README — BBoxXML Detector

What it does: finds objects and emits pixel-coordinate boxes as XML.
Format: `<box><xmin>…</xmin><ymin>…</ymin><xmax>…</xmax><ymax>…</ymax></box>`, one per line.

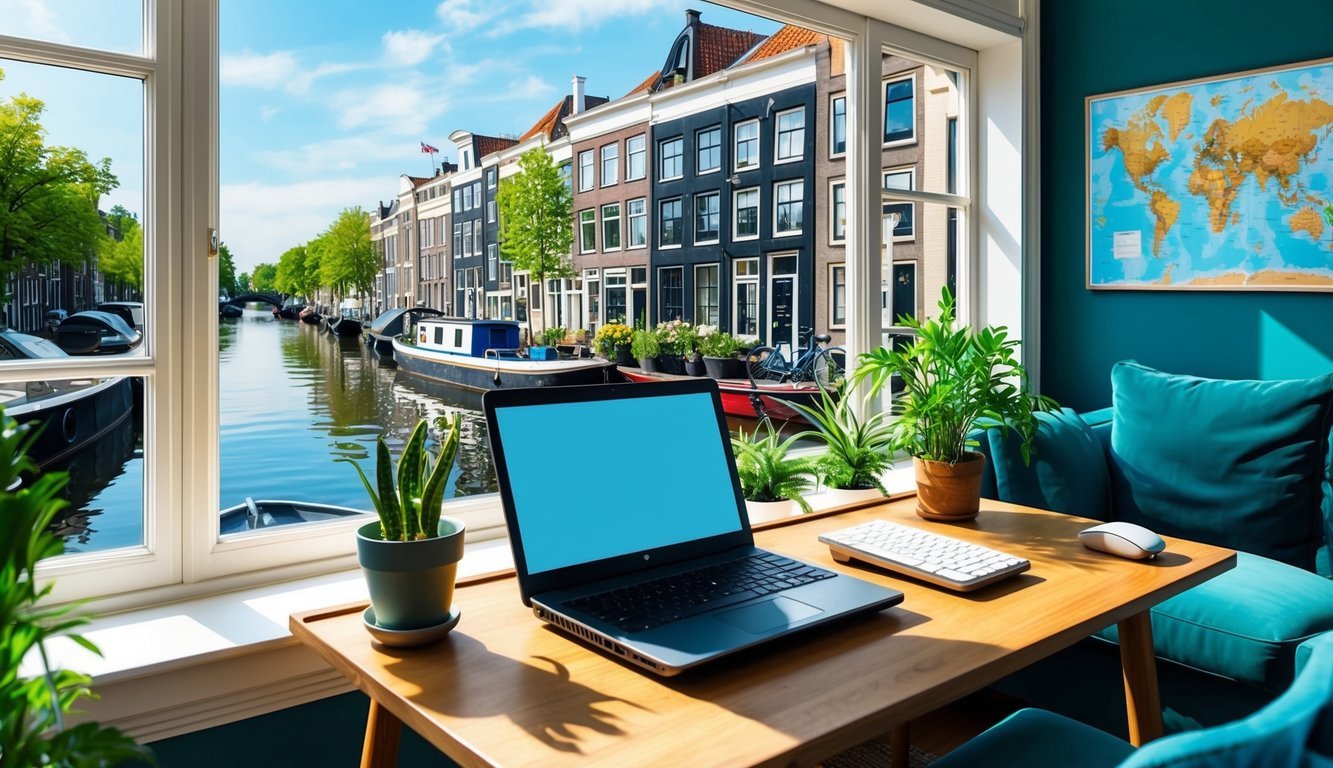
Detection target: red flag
<box><xmin>420</xmin><ymin>141</ymin><xmax>439</xmax><ymax>154</ymax></box>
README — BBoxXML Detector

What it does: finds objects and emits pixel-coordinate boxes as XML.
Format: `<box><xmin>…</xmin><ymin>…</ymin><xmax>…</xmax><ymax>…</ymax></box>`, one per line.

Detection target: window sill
<box><xmin>46</xmin><ymin>470</ymin><xmax>918</xmax><ymax>743</ymax></box>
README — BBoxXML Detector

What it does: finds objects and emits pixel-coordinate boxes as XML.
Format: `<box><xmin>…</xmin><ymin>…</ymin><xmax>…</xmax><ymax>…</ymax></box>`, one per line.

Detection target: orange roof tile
<box><xmin>695</xmin><ymin>23</ymin><xmax>765</xmax><ymax>79</ymax></box>
<box><xmin>742</xmin><ymin>24</ymin><xmax>826</xmax><ymax>64</ymax></box>
<box><xmin>625</xmin><ymin>70</ymin><xmax>661</xmax><ymax>98</ymax></box>
<box><xmin>474</xmin><ymin>134</ymin><xmax>519</xmax><ymax>159</ymax></box>
<box><xmin>518</xmin><ymin>94</ymin><xmax>612</xmax><ymax>142</ymax></box>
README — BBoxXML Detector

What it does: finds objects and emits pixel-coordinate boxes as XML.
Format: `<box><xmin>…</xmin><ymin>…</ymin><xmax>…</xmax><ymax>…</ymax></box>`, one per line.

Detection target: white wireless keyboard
<box><xmin>819</xmin><ymin>519</ymin><xmax>1030</xmax><ymax>592</ymax></box>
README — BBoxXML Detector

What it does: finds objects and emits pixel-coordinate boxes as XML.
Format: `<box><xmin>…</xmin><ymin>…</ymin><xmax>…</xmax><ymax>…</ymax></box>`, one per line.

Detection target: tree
<box><xmin>97</xmin><ymin>205</ymin><xmax>143</xmax><ymax>292</ymax></box>
<box><xmin>0</xmin><ymin>68</ymin><xmax>119</xmax><ymax>279</ymax></box>
<box><xmin>236</xmin><ymin>271</ymin><xmax>250</xmax><ymax>292</ymax></box>
<box><xmin>316</xmin><ymin>207</ymin><xmax>374</xmax><ymax>300</ymax></box>
<box><xmin>496</xmin><ymin>146</ymin><xmax>574</xmax><ymax>345</ymax></box>
<box><xmin>274</xmin><ymin>244</ymin><xmax>319</xmax><ymax>299</ymax></box>
<box><xmin>217</xmin><ymin>242</ymin><xmax>238</xmax><ymax>297</ymax></box>
<box><xmin>250</xmin><ymin>262</ymin><xmax>277</xmax><ymax>292</ymax></box>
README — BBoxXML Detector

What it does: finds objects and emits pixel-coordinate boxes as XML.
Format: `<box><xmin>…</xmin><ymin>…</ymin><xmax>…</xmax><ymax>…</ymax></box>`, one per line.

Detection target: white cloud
<box><xmin>506</xmin><ymin>75</ymin><xmax>554</xmax><ymax>100</ymax></box>
<box><xmin>0</xmin><ymin>0</ymin><xmax>68</xmax><ymax>42</ymax></box>
<box><xmin>255</xmin><ymin>135</ymin><xmax>428</xmax><ymax>175</ymax></box>
<box><xmin>221</xmin><ymin>177</ymin><xmax>390</xmax><ymax>271</ymax></box>
<box><xmin>507</xmin><ymin>0</ymin><xmax>671</xmax><ymax>33</ymax></box>
<box><xmin>436</xmin><ymin>0</ymin><xmax>501</xmax><ymax>33</ymax></box>
<box><xmin>382</xmin><ymin>29</ymin><xmax>447</xmax><ymax>67</ymax></box>
<box><xmin>221</xmin><ymin>50</ymin><xmax>298</xmax><ymax>90</ymax></box>
<box><xmin>332</xmin><ymin>81</ymin><xmax>447</xmax><ymax>135</ymax></box>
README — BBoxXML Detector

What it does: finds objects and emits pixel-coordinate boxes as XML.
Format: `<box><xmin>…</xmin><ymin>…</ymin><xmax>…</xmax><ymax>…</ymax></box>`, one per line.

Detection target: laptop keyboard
<box><xmin>566</xmin><ymin>553</ymin><xmax>837</xmax><ymax>633</ymax></box>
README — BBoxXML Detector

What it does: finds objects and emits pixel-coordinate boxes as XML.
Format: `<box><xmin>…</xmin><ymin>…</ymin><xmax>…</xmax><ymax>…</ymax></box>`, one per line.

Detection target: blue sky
<box><xmin>2</xmin><ymin>0</ymin><xmax>780</xmax><ymax>273</ymax></box>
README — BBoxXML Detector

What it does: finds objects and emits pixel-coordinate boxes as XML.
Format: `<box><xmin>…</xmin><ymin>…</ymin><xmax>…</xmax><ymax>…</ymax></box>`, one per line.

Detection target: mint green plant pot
<box><xmin>356</xmin><ymin>516</ymin><xmax>465</xmax><ymax>631</ymax></box>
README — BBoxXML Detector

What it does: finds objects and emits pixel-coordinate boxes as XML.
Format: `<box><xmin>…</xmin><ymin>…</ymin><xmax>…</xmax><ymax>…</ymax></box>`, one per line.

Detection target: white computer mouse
<box><xmin>1078</xmin><ymin>522</ymin><xmax>1166</xmax><ymax>560</ymax></box>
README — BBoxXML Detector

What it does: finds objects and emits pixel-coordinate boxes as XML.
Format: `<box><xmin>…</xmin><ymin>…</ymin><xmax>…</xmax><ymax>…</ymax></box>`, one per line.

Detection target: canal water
<box><xmin>53</xmin><ymin>305</ymin><xmax>778</xmax><ymax>555</ymax></box>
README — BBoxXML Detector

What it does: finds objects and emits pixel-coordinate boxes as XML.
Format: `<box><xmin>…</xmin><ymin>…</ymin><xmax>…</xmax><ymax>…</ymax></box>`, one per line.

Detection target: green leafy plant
<box><xmin>850</xmin><ymin>287</ymin><xmax>1054</xmax><ymax>464</ymax></box>
<box><xmin>593</xmin><ymin>322</ymin><xmax>632</xmax><ymax>359</ymax></box>
<box><xmin>790</xmin><ymin>386</ymin><xmax>894</xmax><ymax>493</ymax></box>
<box><xmin>539</xmin><ymin>326</ymin><xmax>566</xmax><ymax>347</ymax></box>
<box><xmin>655</xmin><ymin>319</ymin><xmax>696</xmax><ymax>357</ymax></box>
<box><xmin>730</xmin><ymin>422</ymin><xmax>816</xmax><ymax>513</ymax></box>
<box><xmin>341</xmin><ymin>415</ymin><xmax>460</xmax><ymax>541</ymax></box>
<box><xmin>630</xmin><ymin>328</ymin><xmax>660</xmax><ymax>360</ymax></box>
<box><xmin>0</xmin><ymin>410</ymin><xmax>153</xmax><ymax>767</ymax></box>
<box><xmin>697</xmin><ymin>326</ymin><xmax>743</xmax><ymax>358</ymax></box>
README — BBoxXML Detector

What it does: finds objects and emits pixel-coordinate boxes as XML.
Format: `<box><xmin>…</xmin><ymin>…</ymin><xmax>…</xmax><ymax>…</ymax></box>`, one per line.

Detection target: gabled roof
<box><xmin>406</xmin><ymin>174</ymin><xmax>434</xmax><ymax>188</ymax></box>
<box><xmin>695</xmin><ymin>23</ymin><xmax>766</xmax><ymax>78</ymax></box>
<box><xmin>741</xmin><ymin>24</ymin><xmax>826</xmax><ymax>64</ymax></box>
<box><xmin>625</xmin><ymin>70</ymin><xmax>660</xmax><ymax>98</ymax></box>
<box><xmin>474</xmin><ymin>134</ymin><xmax>519</xmax><ymax>158</ymax></box>
<box><xmin>519</xmin><ymin>93</ymin><xmax>611</xmax><ymax>142</ymax></box>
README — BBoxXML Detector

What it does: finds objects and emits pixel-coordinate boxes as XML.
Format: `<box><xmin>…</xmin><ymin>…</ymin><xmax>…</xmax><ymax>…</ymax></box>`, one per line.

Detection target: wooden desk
<box><xmin>290</xmin><ymin>498</ymin><xmax>1235</xmax><ymax>768</ymax></box>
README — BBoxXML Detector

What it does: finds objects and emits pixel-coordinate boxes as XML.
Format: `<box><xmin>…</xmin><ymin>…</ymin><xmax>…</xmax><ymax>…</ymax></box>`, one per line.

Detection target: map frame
<box><xmin>1086</xmin><ymin>56</ymin><xmax>1333</xmax><ymax>292</ymax></box>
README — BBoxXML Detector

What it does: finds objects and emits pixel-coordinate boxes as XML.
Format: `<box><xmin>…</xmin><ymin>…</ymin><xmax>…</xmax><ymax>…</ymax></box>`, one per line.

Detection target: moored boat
<box><xmin>54</xmin><ymin>310</ymin><xmax>144</xmax><ymax>355</ymax></box>
<box><xmin>277</xmin><ymin>298</ymin><xmax>306</xmax><ymax>320</ymax></box>
<box><xmin>392</xmin><ymin>317</ymin><xmax>617</xmax><ymax>391</ymax></box>
<box><xmin>326</xmin><ymin>299</ymin><xmax>366</xmax><ymax>337</ymax></box>
<box><xmin>364</xmin><ymin>306</ymin><xmax>447</xmax><ymax>354</ymax></box>
<box><xmin>618</xmin><ymin>366</ymin><xmax>829</xmax><ymax>424</ymax></box>
<box><xmin>219</xmin><ymin>497</ymin><xmax>367</xmax><ymax>534</ymax></box>
<box><xmin>298</xmin><ymin>306</ymin><xmax>322</xmax><ymax>325</ymax></box>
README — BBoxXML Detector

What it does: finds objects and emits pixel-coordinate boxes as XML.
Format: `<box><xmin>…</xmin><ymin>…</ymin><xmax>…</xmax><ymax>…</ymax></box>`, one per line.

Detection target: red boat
<box><xmin>617</xmin><ymin>367</ymin><xmax>829</xmax><ymax>424</ymax></box>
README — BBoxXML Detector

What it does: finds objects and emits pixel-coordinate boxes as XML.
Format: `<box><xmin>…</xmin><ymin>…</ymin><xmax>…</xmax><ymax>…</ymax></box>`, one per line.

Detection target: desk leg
<box><xmin>361</xmin><ymin>699</ymin><xmax>402</xmax><ymax>768</ymax></box>
<box><xmin>890</xmin><ymin>722</ymin><xmax>909</xmax><ymax>767</ymax></box>
<box><xmin>1118</xmin><ymin>612</ymin><xmax>1163</xmax><ymax>746</ymax></box>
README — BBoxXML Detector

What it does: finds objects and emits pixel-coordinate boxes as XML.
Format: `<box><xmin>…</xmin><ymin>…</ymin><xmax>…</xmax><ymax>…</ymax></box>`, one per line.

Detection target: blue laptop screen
<box><xmin>493</xmin><ymin>391</ymin><xmax>743</xmax><ymax>575</ymax></box>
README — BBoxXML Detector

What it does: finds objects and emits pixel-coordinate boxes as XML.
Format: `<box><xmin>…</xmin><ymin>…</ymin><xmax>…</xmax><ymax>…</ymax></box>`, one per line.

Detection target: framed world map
<box><xmin>1087</xmin><ymin>57</ymin><xmax>1333</xmax><ymax>291</ymax></box>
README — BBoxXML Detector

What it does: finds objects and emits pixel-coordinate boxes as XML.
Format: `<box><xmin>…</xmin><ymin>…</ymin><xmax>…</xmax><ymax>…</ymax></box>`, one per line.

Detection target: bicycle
<box><xmin>744</xmin><ymin>328</ymin><xmax>845</xmax><ymax>389</ymax></box>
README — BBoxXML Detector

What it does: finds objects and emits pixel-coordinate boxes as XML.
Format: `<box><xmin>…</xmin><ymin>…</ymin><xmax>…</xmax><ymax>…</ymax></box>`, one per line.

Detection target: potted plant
<box><xmin>698</xmin><ymin>326</ymin><xmax>746</xmax><ymax>379</ymax></box>
<box><xmin>530</xmin><ymin>325</ymin><xmax>564</xmax><ymax>361</ymax></box>
<box><xmin>730</xmin><ymin>421</ymin><xmax>816</xmax><ymax>521</ymax></box>
<box><xmin>0</xmin><ymin>409</ymin><xmax>152</xmax><ymax>766</ymax></box>
<box><xmin>789</xmin><ymin>386</ymin><xmax>895</xmax><ymax>506</ymax></box>
<box><xmin>593</xmin><ymin>322</ymin><xmax>635</xmax><ymax>366</ymax></box>
<box><xmin>341</xmin><ymin>414</ymin><xmax>466</xmax><ymax>638</ymax></box>
<box><xmin>631</xmin><ymin>328</ymin><xmax>661</xmax><ymax>373</ymax></box>
<box><xmin>850</xmin><ymin>287</ymin><xmax>1053</xmax><ymax>521</ymax></box>
<box><xmin>654</xmin><ymin>319</ymin><xmax>694</xmax><ymax>375</ymax></box>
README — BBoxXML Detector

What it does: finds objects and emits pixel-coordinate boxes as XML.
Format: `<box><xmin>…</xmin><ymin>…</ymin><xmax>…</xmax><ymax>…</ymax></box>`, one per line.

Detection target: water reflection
<box><xmin>46</xmin><ymin>406</ymin><xmax>143</xmax><ymax>553</ymax></box>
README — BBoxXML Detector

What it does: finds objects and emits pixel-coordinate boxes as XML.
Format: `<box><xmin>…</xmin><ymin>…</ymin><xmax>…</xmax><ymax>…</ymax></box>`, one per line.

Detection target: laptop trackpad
<box><xmin>713</xmin><ymin>596</ymin><xmax>823</xmax><ymax>634</ymax></box>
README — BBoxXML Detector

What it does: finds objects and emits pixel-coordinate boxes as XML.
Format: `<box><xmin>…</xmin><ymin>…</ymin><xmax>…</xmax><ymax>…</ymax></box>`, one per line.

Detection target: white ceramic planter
<box><xmin>819</xmin><ymin>486</ymin><xmax>887</xmax><ymax>508</ymax></box>
<box><xmin>745</xmin><ymin>499</ymin><xmax>799</xmax><ymax>524</ymax></box>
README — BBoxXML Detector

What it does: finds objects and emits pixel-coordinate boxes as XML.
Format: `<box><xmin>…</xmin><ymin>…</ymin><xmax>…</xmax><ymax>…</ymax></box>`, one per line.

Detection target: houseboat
<box><xmin>54</xmin><ymin>310</ymin><xmax>144</xmax><ymax>355</ymax></box>
<box><xmin>363</xmin><ymin>306</ymin><xmax>446</xmax><ymax>354</ymax></box>
<box><xmin>392</xmin><ymin>317</ymin><xmax>617</xmax><ymax>391</ymax></box>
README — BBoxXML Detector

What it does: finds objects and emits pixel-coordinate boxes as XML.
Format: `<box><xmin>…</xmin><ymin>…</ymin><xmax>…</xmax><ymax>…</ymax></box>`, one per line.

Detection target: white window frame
<box><xmin>694</xmin><ymin>263</ymin><xmax>720</xmax><ymax>327</ymax></box>
<box><xmin>694</xmin><ymin>191</ymin><xmax>720</xmax><ymax>245</ymax></box>
<box><xmin>773</xmin><ymin>107</ymin><xmax>805</xmax><ymax>163</ymax></box>
<box><xmin>883</xmin><ymin>74</ymin><xmax>917</xmax><ymax>147</ymax></box>
<box><xmin>733</xmin><ymin>187</ymin><xmax>759</xmax><ymax>241</ymax></box>
<box><xmin>773</xmin><ymin>179</ymin><xmax>804</xmax><ymax>236</ymax></box>
<box><xmin>627</xmin><ymin>197</ymin><xmax>647</xmax><ymax>249</ymax></box>
<box><xmin>829</xmin><ymin>263</ymin><xmax>847</xmax><ymax>329</ymax></box>
<box><xmin>601</xmin><ymin>202</ymin><xmax>621</xmax><ymax>252</ymax></box>
<box><xmin>579</xmin><ymin>208</ymin><xmax>597</xmax><ymax>253</ymax></box>
<box><xmin>658</xmin><ymin>197</ymin><xmax>683</xmax><ymax>249</ymax></box>
<box><xmin>731</xmin><ymin>257</ymin><xmax>760</xmax><ymax>341</ymax></box>
<box><xmin>830</xmin><ymin>92</ymin><xmax>847</xmax><ymax>158</ymax></box>
<box><xmin>697</xmin><ymin>125</ymin><xmax>722</xmax><ymax>175</ymax></box>
<box><xmin>767</xmin><ymin>252</ymin><xmax>800</xmax><ymax>351</ymax></box>
<box><xmin>600</xmin><ymin>142</ymin><xmax>618</xmax><ymax>187</ymax></box>
<box><xmin>733</xmin><ymin>119</ymin><xmax>760</xmax><ymax>172</ymax></box>
<box><xmin>657</xmin><ymin>266</ymin><xmax>685</xmax><ymax>323</ymax></box>
<box><xmin>830</xmin><ymin>178</ymin><xmax>847</xmax><ymax>244</ymax></box>
<box><xmin>883</xmin><ymin>166</ymin><xmax>916</xmax><ymax>242</ymax></box>
<box><xmin>578</xmin><ymin>149</ymin><xmax>595</xmax><ymax>192</ymax></box>
<box><xmin>626</xmin><ymin>134</ymin><xmax>646</xmax><ymax>181</ymax></box>
<box><xmin>658</xmin><ymin>136</ymin><xmax>683</xmax><ymax>181</ymax></box>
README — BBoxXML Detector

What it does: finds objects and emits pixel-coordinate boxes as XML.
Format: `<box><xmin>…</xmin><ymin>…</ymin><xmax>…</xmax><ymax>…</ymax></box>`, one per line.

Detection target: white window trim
<box><xmin>883</xmin><ymin>166</ymin><xmax>917</xmax><ymax>243</ymax></box>
<box><xmin>579</xmin><ymin>209</ymin><xmax>597</xmax><ymax>254</ymax></box>
<box><xmin>829</xmin><ymin>177</ymin><xmax>847</xmax><ymax>245</ymax></box>
<box><xmin>694</xmin><ymin>262</ymin><xmax>721</xmax><ymax>327</ymax></box>
<box><xmin>828</xmin><ymin>263</ymin><xmax>847</xmax><ymax>329</ymax></box>
<box><xmin>600</xmin><ymin>143</ymin><xmax>618</xmax><ymax>188</ymax></box>
<box><xmin>732</xmin><ymin>186</ymin><xmax>760</xmax><ymax>241</ymax></box>
<box><xmin>696</xmin><ymin>125</ymin><xmax>722</xmax><ymax>176</ymax></box>
<box><xmin>773</xmin><ymin>179</ymin><xmax>804</xmax><ymax>236</ymax></box>
<box><xmin>766</xmin><ymin>252</ymin><xmax>801</xmax><ymax>351</ymax></box>
<box><xmin>658</xmin><ymin>137</ymin><xmax>684</xmax><ymax>182</ymax></box>
<box><xmin>694</xmin><ymin>191</ymin><xmax>721</xmax><ymax>246</ymax></box>
<box><xmin>601</xmin><ymin>203</ymin><xmax>622</xmax><ymax>252</ymax></box>
<box><xmin>578</xmin><ymin>149</ymin><xmax>595</xmax><ymax>192</ymax></box>
<box><xmin>626</xmin><ymin>134</ymin><xmax>647</xmax><ymax>181</ymax></box>
<box><xmin>830</xmin><ymin>91</ymin><xmax>847</xmax><ymax>159</ymax></box>
<box><xmin>733</xmin><ymin>118</ymin><xmax>760</xmax><ymax>173</ymax></box>
<box><xmin>657</xmin><ymin>266</ymin><xmax>685</xmax><ymax>322</ymax></box>
<box><xmin>658</xmin><ymin>197</ymin><xmax>683</xmax><ymax>249</ymax></box>
<box><xmin>626</xmin><ymin>197</ymin><xmax>648</xmax><ymax>250</ymax></box>
<box><xmin>773</xmin><ymin>107</ymin><xmax>806</xmax><ymax>164</ymax></box>
<box><xmin>731</xmin><ymin>257</ymin><xmax>760</xmax><ymax>342</ymax></box>
<box><xmin>882</xmin><ymin>73</ymin><xmax>917</xmax><ymax>148</ymax></box>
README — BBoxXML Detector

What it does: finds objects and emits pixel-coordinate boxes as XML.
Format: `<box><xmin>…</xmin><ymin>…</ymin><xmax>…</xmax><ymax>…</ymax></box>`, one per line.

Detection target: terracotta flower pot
<box><xmin>913</xmin><ymin>452</ymin><xmax>985</xmax><ymax>522</ymax></box>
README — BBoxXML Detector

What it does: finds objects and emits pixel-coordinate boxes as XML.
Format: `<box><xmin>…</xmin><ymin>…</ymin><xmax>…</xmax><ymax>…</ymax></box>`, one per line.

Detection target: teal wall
<box><xmin>1040</xmin><ymin>0</ymin><xmax>1333</xmax><ymax>411</ymax></box>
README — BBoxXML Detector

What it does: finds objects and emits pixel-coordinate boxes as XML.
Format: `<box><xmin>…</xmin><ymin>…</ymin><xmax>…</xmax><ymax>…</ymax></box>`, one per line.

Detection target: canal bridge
<box><xmin>224</xmin><ymin>291</ymin><xmax>287</xmax><ymax>308</ymax></box>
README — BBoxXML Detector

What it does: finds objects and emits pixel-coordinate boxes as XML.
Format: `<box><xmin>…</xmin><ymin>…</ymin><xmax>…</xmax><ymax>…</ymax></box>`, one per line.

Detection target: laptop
<box><xmin>482</xmin><ymin>378</ymin><xmax>904</xmax><ymax>676</ymax></box>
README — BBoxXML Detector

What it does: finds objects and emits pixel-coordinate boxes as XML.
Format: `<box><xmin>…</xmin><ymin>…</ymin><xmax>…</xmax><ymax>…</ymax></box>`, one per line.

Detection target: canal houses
<box><xmin>414</xmin><ymin>169</ymin><xmax>453</xmax><ymax>312</ymax></box>
<box><xmin>446</xmin><ymin>131</ymin><xmax>515</xmax><ymax>320</ymax></box>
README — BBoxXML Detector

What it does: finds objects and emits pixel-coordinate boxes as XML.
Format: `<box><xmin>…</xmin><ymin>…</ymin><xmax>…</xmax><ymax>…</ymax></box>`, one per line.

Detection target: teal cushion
<box><xmin>930</xmin><ymin>708</ymin><xmax>1134</xmax><ymax>768</ymax></box>
<box><xmin>1119</xmin><ymin>632</ymin><xmax>1333</xmax><ymax>768</ymax></box>
<box><xmin>1097</xmin><ymin>553</ymin><xmax>1333</xmax><ymax>693</ymax></box>
<box><xmin>987</xmin><ymin>408</ymin><xmax>1110</xmax><ymax>520</ymax></box>
<box><xmin>1109</xmin><ymin>362</ymin><xmax>1333</xmax><ymax>570</ymax></box>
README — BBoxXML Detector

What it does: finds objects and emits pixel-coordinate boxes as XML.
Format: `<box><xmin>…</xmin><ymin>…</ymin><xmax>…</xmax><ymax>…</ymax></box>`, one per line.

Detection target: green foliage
<box><xmin>0</xmin><ymin>69</ymin><xmax>120</xmax><ymax>280</ymax></box>
<box><xmin>850</xmin><ymin>287</ymin><xmax>1054</xmax><ymax>464</ymax></box>
<box><xmin>273</xmin><ymin>245</ymin><xmax>319</xmax><ymax>299</ymax></box>
<box><xmin>340</xmin><ymin>415</ymin><xmax>460</xmax><ymax>541</ymax></box>
<box><xmin>697</xmin><ymin>327</ymin><xmax>743</xmax><ymax>358</ymax></box>
<box><xmin>249</xmin><ymin>262</ymin><xmax>277</xmax><ymax>292</ymax></box>
<box><xmin>96</xmin><ymin>207</ymin><xmax>143</xmax><ymax>292</ymax></box>
<box><xmin>790</xmin><ymin>387</ymin><xmax>894</xmax><ymax>493</ymax></box>
<box><xmin>0</xmin><ymin>408</ymin><xmax>152</xmax><ymax>767</ymax></box>
<box><xmin>593</xmin><ymin>322</ymin><xmax>632</xmax><ymax>359</ymax></box>
<box><xmin>730</xmin><ymin>422</ymin><xmax>816</xmax><ymax>512</ymax></box>
<box><xmin>217</xmin><ymin>243</ymin><xmax>238</xmax><ymax>298</ymax></box>
<box><xmin>496</xmin><ymin>147</ymin><xmax>575</xmax><ymax>344</ymax></box>
<box><xmin>630</xmin><ymin>328</ymin><xmax>659</xmax><ymax>360</ymax></box>
<box><xmin>655</xmin><ymin>320</ymin><xmax>696</xmax><ymax>356</ymax></box>
<box><xmin>315</xmin><ymin>207</ymin><xmax>375</xmax><ymax>298</ymax></box>
<box><xmin>538</xmin><ymin>326</ymin><xmax>565</xmax><ymax>347</ymax></box>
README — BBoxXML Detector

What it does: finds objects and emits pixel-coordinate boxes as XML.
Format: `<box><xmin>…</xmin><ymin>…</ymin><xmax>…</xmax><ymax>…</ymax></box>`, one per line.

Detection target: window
<box><xmin>695</xmin><ymin>264</ymin><xmax>720</xmax><ymax>326</ymax></box>
<box><xmin>486</xmin><ymin>199</ymin><xmax>496</xmax><ymax>224</ymax></box>
<box><xmin>605</xmin><ymin>270</ymin><xmax>627</xmax><ymax>325</ymax></box>
<box><xmin>774</xmin><ymin>180</ymin><xmax>804</xmax><ymax>235</ymax></box>
<box><xmin>463</xmin><ymin>184</ymin><xmax>473</xmax><ymax>211</ymax></box>
<box><xmin>695</xmin><ymin>192</ymin><xmax>719</xmax><ymax>244</ymax></box>
<box><xmin>486</xmin><ymin>167</ymin><xmax>497</xmax><ymax>189</ymax></box>
<box><xmin>733</xmin><ymin>187</ymin><xmax>759</xmax><ymax>240</ymax></box>
<box><xmin>601</xmin><ymin>203</ymin><xmax>621</xmax><ymax>250</ymax></box>
<box><xmin>659</xmin><ymin>267</ymin><xmax>684</xmax><ymax>322</ymax></box>
<box><xmin>585</xmin><ymin>269</ymin><xmax>601</xmax><ymax>329</ymax></box>
<box><xmin>559</xmin><ymin>160</ymin><xmax>572</xmax><ymax>192</ymax></box>
<box><xmin>659</xmin><ymin>198</ymin><xmax>683</xmax><ymax>247</ymax></box>
<box><xmin>472</xmin><ymin>219</ymin><xmax>483</xmax><ymax>255</ymax></box>
<box><xmin>453</xmin><ymin>221</ymin><xmax>463</xmax><ymax>258</ymax></box>
<box><xmin>830</xmin><ymin>94</ymin><xmax>846</xmax><ymax>156</ymax></box>
<box><xmin>579</xmin><ymin>209</ymin><xmax>597</xmax><ymax>253</ymax></box>
<box><xmin>659</xmin><ymin>137</ymin><xmax>683</xmax><ymax>180</ymax></box>
<box><xmin>774</xmin><ymin>108</ymin><xmax>805</xmax><ymax>162</ymax></box>
<box><xmin>697</xmin><ymin>126</ymin><xmax>721</xmax><ymax>174</ymax></box>
<box><xmin>830</xmin><ymin>264</ymin><xmax>847</xmax><ymax>327</ymax></box>
<box><xmin>462</xmin><ymin>219</ymin><xmax>474</xmax><ymax>257</ymax></box>
<box><xmin>600</xmin><ymin>143</ymin><xmax>618</xmax><ymax>186</ymax></box>
<box><xmin>626</xmin><ymin>135</ymin><xmax>646</xmax><ymax>180</ymax></box>
<box><xmin>733</xmin><ymin>258</ymin><xmax>760</xmax><ymax>338</ymax></box>
<box><xmin>734</xmin><ymin>120</ymin><xmax>759</xmax><ymax>171</ymax></box>
<box><xmin>830</xmin><ymin>180</ymin><xmax>846</xmax><ymax>243</ymax></box>
<box><xmin>578</xmin><ymin>149</ymin><xmax>595</xmax><ymax>191</ymax></box>
<box><xmin>627</xmin><ymin>198</ymin><xmax>647</xmax><ymax>248</ymax></box>
<box><xmin>884</xmin><ymin>76</ymin><xmax>915</xmax><ymax>144</ymax></box>
<box><xmin>487</xmin><ymin>243</ymin><xmax>498</xmax><ymax>281</ymax></box>
<box><xmin>883</xmin><ymin>168</ymin><xmax>915</xmax><ymax>240</ymax></box>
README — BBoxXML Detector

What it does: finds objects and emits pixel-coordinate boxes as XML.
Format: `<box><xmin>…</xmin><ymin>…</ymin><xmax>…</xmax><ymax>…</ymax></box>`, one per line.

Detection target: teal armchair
<box><xmin>933</xmin><ymin>632</ymin><xmax>1333</xmax><ymax>768</ymax></box>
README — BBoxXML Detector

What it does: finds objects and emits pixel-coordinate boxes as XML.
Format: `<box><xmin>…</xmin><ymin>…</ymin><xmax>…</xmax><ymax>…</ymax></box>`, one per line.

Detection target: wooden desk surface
<box><xmin>290</xmin><ymin>498</ymin><xmax>1234</xmax><ymax>768</ymax></box>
